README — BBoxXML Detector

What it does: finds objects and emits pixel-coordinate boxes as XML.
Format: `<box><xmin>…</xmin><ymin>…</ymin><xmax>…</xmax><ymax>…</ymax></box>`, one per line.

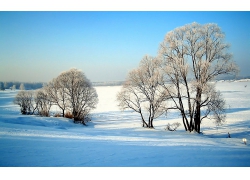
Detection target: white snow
<box><xmin>0</xmin><ymin>81</ymin><xmax>250</xmax><ymax>175</ymax></box>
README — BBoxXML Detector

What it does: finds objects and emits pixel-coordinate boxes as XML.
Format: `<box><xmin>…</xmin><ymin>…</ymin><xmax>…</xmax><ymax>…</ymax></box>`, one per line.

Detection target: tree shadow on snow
<box><xmin>203</xmin><ymin>120</ymin><xmax>250</xmax><ymax>139</ymax></box>
<box><xmin>225</xmin><ymin>107</ymin><xmax>250</xmax><ymax>114</ymax></box>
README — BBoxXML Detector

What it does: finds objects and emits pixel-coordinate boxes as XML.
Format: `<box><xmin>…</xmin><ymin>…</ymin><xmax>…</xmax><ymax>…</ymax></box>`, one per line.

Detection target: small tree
<box><xmin>12</xmin><ymin>85</ymin><xmax>16</xmax><ymax>91</ymax></box>
<box><xmin>19</xmin><ymin>83</ymin><xmax>25</xmax><ymax>90</ymax></box>
<box><xmin>117</xmin><ymin>55</ymin><xmax>169</xmax><ymax>128</ymax></box>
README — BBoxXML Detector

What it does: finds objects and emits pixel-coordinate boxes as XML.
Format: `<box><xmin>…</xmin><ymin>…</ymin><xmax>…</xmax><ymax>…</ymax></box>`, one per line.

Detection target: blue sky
<box><xmin>0</xmin><ymin>11</ymin><xmax>249</xmax><ymax>82</ymax></box>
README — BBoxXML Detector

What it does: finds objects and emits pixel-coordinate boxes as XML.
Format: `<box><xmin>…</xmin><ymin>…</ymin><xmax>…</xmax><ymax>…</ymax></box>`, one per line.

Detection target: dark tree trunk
<box><xmin>181</xmin><ymin>110</ymin><xmax>191</xmax><ymax>132</ymax></box>
<box><xmin>62</xmin><ymin>109</ymin><xmax>65</xmax><ymax>117</ymax></box>
<box><xmin>190</xmin><ymin>117</ymin><xmax>194</xmax><ymax>132</ymax></box>
<box><xmin>194</xmin><ymin>89</ymin><xmax>202</xmax><ymax>133</ymax></box>
<box><xmin>140</xmin><ymin>112</ymin><xmax>148</xmax><ymax>127</ymax></box>
<box><xmin>150</xmin><ymin>117</ymin><xmax>154</xmax><ymax>128</ymax></box>
<box><xmin>148</xmin><ymin>106</ymin><xmax>151</xmax><ymax>128</ymax></box>
<box><xmin>182</xmin><ymin>116</ymin><xmax>187</xmax><ymax>131</ymax></box>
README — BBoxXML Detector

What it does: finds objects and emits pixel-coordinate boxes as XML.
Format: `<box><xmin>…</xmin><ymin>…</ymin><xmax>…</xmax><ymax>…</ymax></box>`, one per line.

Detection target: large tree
<box><xmin>56</xmin><ymin>68</ymin><xmax>98</xmax><ymax>124</ymax></box>
<box><xmin>117</xmin><ymin>55</ymin><xmax>168</xmax><ymax>128</ymax></box>
<box><xmin>158</xmin><ymin>22</ymin><xmax>239</xmax><ymax>133</ymax></box>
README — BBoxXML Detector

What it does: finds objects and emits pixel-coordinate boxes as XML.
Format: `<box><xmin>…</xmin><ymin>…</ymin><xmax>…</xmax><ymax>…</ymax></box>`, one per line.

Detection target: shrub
<box><xmin>39</xmin><ymin>110</ymin><xmax>50</xmax><ymax>117</ymax></box>
<box><xmin>65</xmin><ymin>111</ymin><xmax>73</xmax><ymax>119</ymax></box>
<box><xmin>165</xmin><ymin>122</ymin><xmax>181</xmax><ymax>131</ymax></box>
<box><xmin>54</xmin><ymin>113</ymin><xmax>61</xmax><ymax>117</ymax></box>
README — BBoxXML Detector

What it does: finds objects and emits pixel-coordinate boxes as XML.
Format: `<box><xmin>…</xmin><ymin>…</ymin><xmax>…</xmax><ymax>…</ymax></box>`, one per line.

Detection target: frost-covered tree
<box><xmin>19</xmin><ymin>83</ymin><xmax>25</xmax><ymax>90</ymax></box>
<box><xmin>14</xmin><ymin>91</ymin><xmax>36</xmax><ymax>115</ymax></box>
<box><xmin>117</xmin><ymin>55</ymin><xmax>169</xmax><ymax>128</ymax></box>
<box><xmin>56</xmin><ymin>68</ymin><xmax>98</xmax><ymax>124</ymax></box>
<box><xmin>34</xmin><ymin>89</ymin><xmax>53</xmax><ymax>117</ymax></box>
<box><xmin>12</xmin><ymin>85</ymin><xmax>16</xmax><ymax>91</ymax></box>
<box><xmin>158</xmin><ymin>22</ymin><xmax>239</xmax><ymax>133</ymax></box>
<box><xmin>45</xmin><ymin>78</ymin><xmax>68</xmax><ymax>117</ymax></box>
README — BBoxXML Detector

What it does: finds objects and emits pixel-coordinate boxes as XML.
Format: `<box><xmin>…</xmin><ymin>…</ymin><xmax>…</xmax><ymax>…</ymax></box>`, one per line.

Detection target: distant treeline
<box><xmin>91</xmin><ymin>75</ymin><xmax>250</xmax><ymax>86</ymax></box>
<box><xmin>92</xmin><ymin>81</ymin><xmax>125</xmax><ymax>86</ymax></box>
<box><xmin>0</xmin><ymin>81</ymin><xmax>124</xmax><ymax>90</ymax></box>
<box><xmin>0</xmin><ymin>81</ymin><xmax>44</xmax><ymax>90</ymax></box>
<box><xmin>215</xmin><ymin>75</ymin><xmax>250</xmax><ymax>81</ymax></box>
<box><xmin>1</xmin><ymin>75</ymin><xmax>249</xmax><ymax>90</ymax></box>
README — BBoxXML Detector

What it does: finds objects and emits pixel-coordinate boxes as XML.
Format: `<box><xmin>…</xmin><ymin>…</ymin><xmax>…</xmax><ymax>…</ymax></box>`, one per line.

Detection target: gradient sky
<box><xmin>0</xmin><ymin>11</ymin><xmax>249</xmax><ymax>82</ymax></box>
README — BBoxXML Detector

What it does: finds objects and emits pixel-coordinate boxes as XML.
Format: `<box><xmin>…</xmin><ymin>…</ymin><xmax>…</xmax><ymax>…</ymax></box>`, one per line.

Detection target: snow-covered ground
<box><xmin>0</xmin><ymin>81</ymin><xmax>250</xmax><ymax>170</ymax></box>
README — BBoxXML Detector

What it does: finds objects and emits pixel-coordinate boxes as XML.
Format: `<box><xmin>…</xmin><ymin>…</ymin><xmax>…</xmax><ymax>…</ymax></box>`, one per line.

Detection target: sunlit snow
<box><xmin>0</xmin><ymin>80</ymin><xmax>250</xmax><ymax>167</ymax></box>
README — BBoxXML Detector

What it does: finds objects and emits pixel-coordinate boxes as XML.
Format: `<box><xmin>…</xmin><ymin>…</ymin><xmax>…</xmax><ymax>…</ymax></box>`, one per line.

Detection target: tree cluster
<box><xmin>14</xmin><ymin>68</ymin><xmax>98</xmax><ymax>125</ymax></box>
<box><xmin>0</xmin><ymin>81</ymin><xmax>43</xmax><ymax>90</ymax></box>
<box><xmin>117</xmin><ymin>22</ymin><xmax>239</xmax><ymax>133</ymax></box>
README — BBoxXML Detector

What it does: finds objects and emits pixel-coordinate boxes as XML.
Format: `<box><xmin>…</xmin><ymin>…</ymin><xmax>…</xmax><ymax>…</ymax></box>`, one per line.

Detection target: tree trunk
<box><xmin>150</xmin><ymin>117</ymin><xmax>154</xmax><ymax>128</ymax></box>
<box><xmin>181</xmin><ymin>110</ymin><xmax>191</xmax><ymax>132</ymax></box>
<box><xmin>194</xmin><ymin>113</ymin><xmax>200</xmax><ymax>133</ymax></box>
<box><xmin>148</xmin><ymin>104</ymin><xmax>152</xmax><ymax>128</ymax></box>
<box><xmin>194</xmin><ymin>89</ymin><xmax>202</xmax><ymax>133</ymax></box>
<box><xmin>181</xmin><ymin>114</ymin><xmax>187</xmax><ymax>131</ymax></box>
<box><xmin>62</xmin><ymin>109</ymin><xmax>65</xmax><ymax>117</ymax></box>
<box><xmin>140</xmin><ymin>112</ymin><xmax>148</xmax><ymax>127</ymax></box>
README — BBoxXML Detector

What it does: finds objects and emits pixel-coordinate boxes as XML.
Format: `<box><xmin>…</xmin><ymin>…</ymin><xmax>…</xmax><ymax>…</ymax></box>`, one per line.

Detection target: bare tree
<box><xmin>12</xmin><ymin>85</ymin><xmax>16</xmax><ymax>91</ymax></box>
<box><xmin>45</xmin><ymin>78</ymin><xmax>68</xmax><ymax>117</ymax></box>
<box><xmin>117</xmin><ymin>55</ymin><xmax>169</xmax><ymax>128</ymax></box>
<box><xmin>158</xmin><ymin>22</ymin><xmax>239</xmax><ymax>133</ymax></box>
<box><xmin>56</xmin><ymin>68</ymin><xmax>98</xmax><ymax>125</ymax></box>
<box><xmin>117</xmin><ymin>80</ymin><xmax>148</xmax><ymax>127</ymax></box>
<box><xmin>34</xmin><ymin>89</ymin><xmax>53</xmax><ymax>117</ymax></box>
<box><xmin>19</xmin><ymin>83</ymin><xmax>25</xmax><ymax>90</ymax></box>
<box><xmin>14</xmin><ymin>90</ymin><xmax>36</xmax><ymax>115</ymax></box>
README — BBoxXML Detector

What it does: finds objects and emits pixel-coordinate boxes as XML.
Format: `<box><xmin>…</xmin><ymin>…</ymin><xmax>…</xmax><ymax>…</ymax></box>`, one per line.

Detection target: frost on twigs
<box><xmin>13</xmin><ymin>68</ymin><xmax>98</xmax><ymax>126</ymax></box>
<box><xmin>116</xmin><ymin>55</ymin><xmax>169</xmax><ymax>128</ymax></box>
<box><xmin>165</xmin><ymin>122</ymin><xmax>181</xmax><ymax>131</ymax></box>
<box><xmin>45</xmin><ymin>68</ymin><xmax>98</xmax><ymax>125</ymax></box>
<box><xmin>158</xmin><ymin>22</ymin><xmax>239</xmax><ymax>133</ymax></box>
<box><xmin>13</xmin><ymin>90</ymin><xmax>36</xmax><ymax>115</ymax></box>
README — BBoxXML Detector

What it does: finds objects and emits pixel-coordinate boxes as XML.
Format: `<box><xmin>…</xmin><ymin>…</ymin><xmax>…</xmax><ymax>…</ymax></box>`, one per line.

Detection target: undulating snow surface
<box><xmin>0</xmin><ymin>81</ymin><xmax>250</xmax><ymax>167</ymax></box>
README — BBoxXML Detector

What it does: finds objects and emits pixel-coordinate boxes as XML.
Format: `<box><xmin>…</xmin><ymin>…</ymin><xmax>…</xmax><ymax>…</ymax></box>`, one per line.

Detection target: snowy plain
<box><xmin>0</xmin><ymin>80</ymin><xmax>250</xmax><ymax>174</ymax></box>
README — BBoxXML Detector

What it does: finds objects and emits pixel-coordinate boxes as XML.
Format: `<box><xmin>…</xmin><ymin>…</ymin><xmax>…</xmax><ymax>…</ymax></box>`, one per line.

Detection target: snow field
<box><xmin>0</xmin><ymin>81</ymin><xmax>250</xmax><ymax>170</ymax></box>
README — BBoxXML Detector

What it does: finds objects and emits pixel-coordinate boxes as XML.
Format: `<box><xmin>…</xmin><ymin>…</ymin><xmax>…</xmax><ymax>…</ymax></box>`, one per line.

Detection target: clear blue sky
<box><xmin>0</xmin><ymin>11</ymin><xmax>250</xmax><ymax>82</ymax></box>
